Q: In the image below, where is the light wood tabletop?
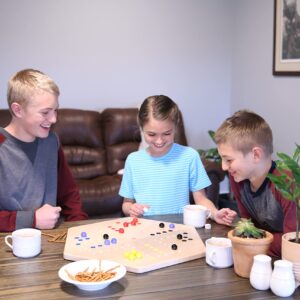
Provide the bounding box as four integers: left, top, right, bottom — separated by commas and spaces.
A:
0, 214, 299, 300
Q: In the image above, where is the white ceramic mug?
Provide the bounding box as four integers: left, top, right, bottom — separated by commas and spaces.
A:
183, 204, 211, 228
205, 237, 233, 268
5, 228, 41, 258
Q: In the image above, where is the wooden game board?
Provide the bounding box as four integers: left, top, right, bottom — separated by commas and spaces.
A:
63, 217, 206, 273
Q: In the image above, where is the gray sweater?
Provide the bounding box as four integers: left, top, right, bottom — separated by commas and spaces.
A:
0, 128, 58, 228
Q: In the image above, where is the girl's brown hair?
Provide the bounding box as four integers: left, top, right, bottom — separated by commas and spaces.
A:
138, 95, 180, 128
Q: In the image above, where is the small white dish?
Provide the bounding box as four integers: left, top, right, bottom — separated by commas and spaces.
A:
58, 259, 126, 291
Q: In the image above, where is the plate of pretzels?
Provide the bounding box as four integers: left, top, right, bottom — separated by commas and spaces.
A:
58, 259, 126, 291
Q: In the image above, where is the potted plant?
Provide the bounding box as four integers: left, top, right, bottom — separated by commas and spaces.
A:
267, 143, 300, 284
228, 218, 274, 278
197, 130, 221, 164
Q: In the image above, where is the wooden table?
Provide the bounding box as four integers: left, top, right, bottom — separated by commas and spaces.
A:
0, 214, 299, 300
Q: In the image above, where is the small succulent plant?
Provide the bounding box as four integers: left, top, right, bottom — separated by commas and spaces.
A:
233, 218, 266, 239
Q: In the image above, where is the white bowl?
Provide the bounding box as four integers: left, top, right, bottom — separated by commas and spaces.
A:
58, 259, 126, 291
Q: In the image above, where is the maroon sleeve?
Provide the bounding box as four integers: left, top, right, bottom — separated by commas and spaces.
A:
0, 211, 17, 232
273, 185, 297, 234
57, 146, 88, 221
267, 183, 297, 258
267, 233, 282, 258
0, 133, 18, 231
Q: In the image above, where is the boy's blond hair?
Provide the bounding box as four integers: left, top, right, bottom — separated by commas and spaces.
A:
214, 110, 273, 156
7, 69, 60, 112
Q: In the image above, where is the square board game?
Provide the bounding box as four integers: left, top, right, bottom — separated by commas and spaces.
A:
63, 217, 206, 273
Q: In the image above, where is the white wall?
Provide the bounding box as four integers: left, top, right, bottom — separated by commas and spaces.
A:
231, 0, 300, 156
2, 0, 297, 156
0, 0, 234, 150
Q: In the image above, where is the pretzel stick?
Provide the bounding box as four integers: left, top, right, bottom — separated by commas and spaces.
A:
103, 265, 120, 274
64, 264, 120, 282
42, 232, 56, 238
42, 231, 67, 243
54, 232, 67, 242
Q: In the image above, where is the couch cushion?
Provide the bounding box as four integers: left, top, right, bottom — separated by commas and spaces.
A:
53, 109, 107, 179
0, 110, 11, 127
77, 175, 123, 216
101, 108, 141, 174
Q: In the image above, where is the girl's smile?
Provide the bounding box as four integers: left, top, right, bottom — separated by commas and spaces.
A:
142, 117, 176, 157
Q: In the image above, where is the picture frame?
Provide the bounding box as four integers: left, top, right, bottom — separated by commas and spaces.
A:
273, 0, 300, 75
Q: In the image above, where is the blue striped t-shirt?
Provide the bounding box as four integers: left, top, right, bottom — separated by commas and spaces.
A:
119, 143, 211, 215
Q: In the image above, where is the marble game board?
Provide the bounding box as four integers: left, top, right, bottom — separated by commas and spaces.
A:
63, 217, 206, 273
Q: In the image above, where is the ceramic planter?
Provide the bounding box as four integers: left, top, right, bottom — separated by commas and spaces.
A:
282, 232, 300, 285
228, 229, 274, 278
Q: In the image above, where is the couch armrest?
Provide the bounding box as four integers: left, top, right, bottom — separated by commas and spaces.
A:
0, 109, 11, 127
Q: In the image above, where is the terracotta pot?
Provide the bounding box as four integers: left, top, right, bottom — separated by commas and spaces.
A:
282, 232, 300, 285
228, 229, 274, 278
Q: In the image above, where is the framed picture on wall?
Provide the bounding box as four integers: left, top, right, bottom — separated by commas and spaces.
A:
273, 0, 300, 75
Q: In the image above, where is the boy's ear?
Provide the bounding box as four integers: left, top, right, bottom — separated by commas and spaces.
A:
10, 102, 23, 117
252, 146, 263, 161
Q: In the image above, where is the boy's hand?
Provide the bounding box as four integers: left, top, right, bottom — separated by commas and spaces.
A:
214, 208, 237, 226
35, 204, 62, 229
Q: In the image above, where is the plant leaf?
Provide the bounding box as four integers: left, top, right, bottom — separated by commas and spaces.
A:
267, 173, 292, 191
292, 144, 300, 163
276, 152, 300, 182
208, 130, 216, 143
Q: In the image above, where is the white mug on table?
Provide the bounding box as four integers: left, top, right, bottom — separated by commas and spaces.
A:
5, 228, 41, 258
183, 204, 211, 228
205, 237, 233, 268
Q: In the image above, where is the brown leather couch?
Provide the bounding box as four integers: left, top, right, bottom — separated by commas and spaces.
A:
0, 108, 224, 218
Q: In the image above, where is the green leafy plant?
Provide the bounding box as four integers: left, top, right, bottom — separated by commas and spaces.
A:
233, 218, 266, 239
197, 130, 221, 164
267, 144, 300, 243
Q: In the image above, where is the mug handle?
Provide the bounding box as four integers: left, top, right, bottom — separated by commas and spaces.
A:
208, 251, 217, 266
5, 235, 13, 249
206, 209, 212, 219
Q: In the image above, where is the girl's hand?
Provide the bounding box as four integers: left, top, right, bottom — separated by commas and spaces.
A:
129, 203, 150, 218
